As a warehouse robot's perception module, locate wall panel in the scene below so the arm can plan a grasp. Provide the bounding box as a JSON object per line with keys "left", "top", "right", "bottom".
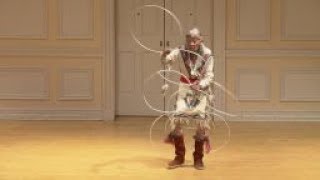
{"left": 0, "top": 0, "right": 47, "bottom": 39}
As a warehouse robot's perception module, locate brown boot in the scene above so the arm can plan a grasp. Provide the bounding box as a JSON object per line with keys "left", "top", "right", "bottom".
{"left": 167, "top": 133, "right": 185, "bottom": 169}
{"left": 193, "top": 137, "right": 206, "bottom": 170}
{"left": 164, "top": 133, "right": 175, "bottom": 145}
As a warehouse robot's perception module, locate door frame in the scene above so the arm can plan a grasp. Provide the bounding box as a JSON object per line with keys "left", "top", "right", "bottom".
{"left": 103, "top": 0, "right": 116, "bottom": 120}
{"left": 106, "top": 0, "right": 226, "bottom": 120}
{"left": 213, "top": 0, "right": 226, "bottom": 113}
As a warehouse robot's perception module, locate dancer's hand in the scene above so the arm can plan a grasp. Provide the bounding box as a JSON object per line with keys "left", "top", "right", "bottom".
{"left": 191, "top": 84, "right": 201, "bottom": 91}
{"left": 190, "top": 80, "right": 201, "bottom": 91}
{"left": 161, "top": 84, "right": 169, "bottom": 94}
{"left": 161, "top": 49, "right": 171, "bottom": 57}
{"left": 161, "top": 50, "right": 172, "bottom": 64}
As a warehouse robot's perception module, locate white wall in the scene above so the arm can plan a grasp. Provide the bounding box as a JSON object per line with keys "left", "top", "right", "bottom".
{"left": 226, "top": 0, "right": 320, "bottom": 120}
{"left": 0, "top": 0, "right": 114, "bottom": 120}
{"left": 0, "top": 0, "right": 319, "bottom": 120}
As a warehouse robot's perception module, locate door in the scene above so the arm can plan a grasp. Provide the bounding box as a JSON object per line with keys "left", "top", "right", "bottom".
{"left": 164, "top": 0, "right": 214, "bottom": 111}
{"left": 164, "top": 0, "right": 213, "bottom": 49}
{"left": 116, "top": 0, "right": 165, "bottom": 115}
{"left": 116, "top": 0, "right": 213, "bottom": 115}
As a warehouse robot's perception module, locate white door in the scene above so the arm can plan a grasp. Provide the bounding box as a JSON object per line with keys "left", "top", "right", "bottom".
{"left": 164, "top": 0, "right": 214, "bottom": 112}
{"left": 116, "top": 0, "right": 213, "bottom": 115}
{"left": 164, "top": 0, "right": 213, "bottom": 50}
{"left": 116, "top": 0, "right": 165, "bottom": 115}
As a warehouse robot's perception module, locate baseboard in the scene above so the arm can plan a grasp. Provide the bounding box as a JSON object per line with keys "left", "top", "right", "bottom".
{"left": 103, "top": 109, "right": 115, "bottom": 121}
{"left": 225, "top": 110, "right": 320, "bottom": 121}
{"left": 0, "top": 109, "right": 318, "bottom": 121}
{"left": 0, "top": 110, "right": 115, "bottom": 120}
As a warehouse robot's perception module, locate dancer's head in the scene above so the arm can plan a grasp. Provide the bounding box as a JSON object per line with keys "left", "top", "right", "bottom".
{"left": 185, "top": 28, "right": 203, "bottom": 51}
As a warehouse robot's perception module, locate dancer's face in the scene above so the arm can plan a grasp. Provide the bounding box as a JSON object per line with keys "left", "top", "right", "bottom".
{"left": 186, "top": 35, "right": 202, "bottom": 51}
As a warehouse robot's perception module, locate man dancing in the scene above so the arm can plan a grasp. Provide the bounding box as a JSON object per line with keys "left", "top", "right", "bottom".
{"left": 161, "top": 28, "right": 214, "bottom": 170}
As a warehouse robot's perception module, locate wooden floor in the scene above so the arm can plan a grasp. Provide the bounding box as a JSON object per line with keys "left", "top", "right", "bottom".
{"left": 0, "top": 116, "right": 319, "bottom": 180}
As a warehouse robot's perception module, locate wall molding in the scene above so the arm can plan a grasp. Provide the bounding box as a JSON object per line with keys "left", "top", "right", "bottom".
{"left": 236, "top": 0, "right": 270, "bottom": 40}
{"left": 213, "top": 0, "right": 226, "bottom": 112}
{"left": 280, "top": 0, "right": 320, "bottom": 40}
{"left": 228, "top": 110, "right": 320, "bottom": 121}
{"left": 0, "top": 0, "right": 48, "bottom": 39}
{"left": 0, "top": 109, "right": 318, "bottom": 121}
{"left": 226, "top": 50, "right": 320, "bottom": 57}
{"left": 104, "top": 0, "right": 115, "bottom": 120}
{"left": 236, "top": 69, "right": 270, "bottom": 101}
{"left": 58, "top": 69, "right": 94, "bottom": 100}
{"left": 281, "top": 69, "right": 320, "bottom": 101}
{"left": 0, "top": 67, "right": 49, "bottom": 100}
{"left": 0, "top": 110, "right": 106, "bottom": 120}
{"left": 0, "top": 48, "right": 102, "bottom": 58}
{"left": 58, "top": 0, "right": 94, "bottom": 40}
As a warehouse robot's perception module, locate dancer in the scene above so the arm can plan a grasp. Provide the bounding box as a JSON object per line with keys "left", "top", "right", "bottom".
{"left": 161, "top": 28, "right": 214, "bottom": 170}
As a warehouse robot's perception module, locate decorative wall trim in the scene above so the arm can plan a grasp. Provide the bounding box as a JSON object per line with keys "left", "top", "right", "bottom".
{"left": 236, "top": 0, "right": 270, "bottom": 40}
{"left": 58, "top": 0, "right": 94, "bottom": 39}
{"left": 104, "top": 0, "right": 116, "bottom": 120}
{"left": 0, "top": 0, "right": 48, "bottom": 39}
{"left": 0, "top": 67, "right": 49, "bottom": 100}
{"left": 0, "top": 47, "right": 102, "bottom": 58}
{"left": 236, "top": 69, "right": 270, "bottom": 101}
{"left": 228, "top": 110, "right": 320, "bottom": 121}
{"left": 1, "top": 110, "right": 317, "bottom": 121}
{"left": 281, "top": 69, "right": 320, "bottom": 101}
{"left": 58, "top": 69, "right": 94, "bottom": 100}
{"left": 0, "top": 110, "right": 105, "bottom": 120}
{"left": 226, "top": 50, "right": 320, "bottom": 57}
{"left": 213, "top": 0, "right": 226, "bottom": 112}
{"left": 281, "top": 0, "right": 320, "bottom": 40}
